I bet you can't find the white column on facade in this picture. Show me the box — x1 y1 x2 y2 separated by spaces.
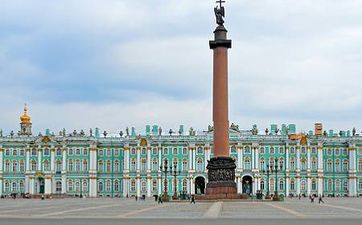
26 149 30 171
50 148 55 172
317 146 323 171
237 146 242 170
147 146 151 172
286 146 289 171
296 146 301 171
255 147 259 170
296 177 301 195
136 147 140 172
136 178 141 197
240 146 243 170
251 147 255 169
0 146 3 173
253 177 257 195
188 147 193 170
89 177 97 197
62 148 67 172
158 176 162 195
89 144 97 197
237 177 241 194
147 177 151 197
192 148 196 171
45 177 52 194
124 147 130 171
29 177 35 195
158 147 162 171
317 177 323 196
307 178 311 195
349 145 357 197
307 146 311 171
191 177 195 195
37 147 42 171
286 177 290 196
122 178 128 197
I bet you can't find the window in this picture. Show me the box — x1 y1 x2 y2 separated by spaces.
244 158 251 170
56 160 62 172
75 180 80 192
20 149 25 156
141 158 146 172
182 179 187 192
163 148 168 155
335 179 340 192
141 148 146 155
311 147 317 154
279 147 284 154
270 179 275 191
279 180 284 190
327 159 332 172
279 158 284 169
31 149 36 156
327 149 332 156
31 160 37 171
114 180 119 192
5 160 10 172
98 181 104 192
131 148 136 155
260 147 265 154
359 179 362 190
173 148 178 155
342 149 347 156
290 147 295 154
335 148 340 156
131 180 136 192
173 158 178 170
130 159 136 171
82 180 87 193
13 149 17 156
290 158 295 170
301 147 306 154
301 159 307 170
152 179 157 192
343 180 348 192
44 148 50 156
260 159 265 170
68 180 73 192
197 147 203 154
196 158 203 172
182 148 187 155
106 160 111 172
114 149 119 156
141 180 147 192
68 148 73 156
76 148 81 155
182 160 188 172
12 182 17 192
107 149 111 156
56 148 62 156
114 160 119 172
83 160 88 171
312 179 317 191
4 181 9 192
20 160 25 172
311 158 317 170
327 179 332 191
12 161 18 172
359 159 362 171
5 149 10 156
343 160 348 172
99 149 104 156
106 180 111 192
98 160 104 172
152 159 158 171
301 180 306 191
270 147 275 154
335 159 340 172
260 180 265 190
44 160 50 171
244 146 251 154
68 159 73 171
20 180 24 192
230 146 236 154
75 160 81 172
152 148 158 155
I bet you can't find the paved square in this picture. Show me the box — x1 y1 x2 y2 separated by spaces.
0 197 361 224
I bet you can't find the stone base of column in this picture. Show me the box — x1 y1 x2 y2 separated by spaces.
205 157 238 199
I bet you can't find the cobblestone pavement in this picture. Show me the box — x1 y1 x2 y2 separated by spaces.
0 197 360 220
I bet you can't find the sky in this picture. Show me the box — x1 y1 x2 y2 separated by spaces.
0 0 362 136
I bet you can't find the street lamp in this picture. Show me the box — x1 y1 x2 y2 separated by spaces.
169 164 181 200
262 164 272 199
160 159 169 202
272 158 283 201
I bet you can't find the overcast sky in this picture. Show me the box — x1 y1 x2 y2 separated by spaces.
0 0 361 135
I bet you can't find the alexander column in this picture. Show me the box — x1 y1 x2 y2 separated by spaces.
206 0 237 198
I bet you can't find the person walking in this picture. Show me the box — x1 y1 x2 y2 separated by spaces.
298 193 301 200
158 196 163 204
318 195 325 204
310 195 315 203
190 195 195 204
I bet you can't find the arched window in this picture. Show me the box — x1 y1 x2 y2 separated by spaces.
301 180 306 191
152 148 158 155
290 180 295 190
301 159 307 170
106 160 111 172
31 148 36 156
98 180 103 192
44 148 50 156
182 179 187 192
260 180 265 190
43 160 50 171
130 159 136 171
196 158 203 172
75 180 80 192
173 148 178 155
270 147 275 154
5 160 10 172
343 160 348 172
290 147 295 154
244 146 251 154
182 159 188 172
244 158 251 170
82 180 87 192
68 159 73 171
173 158 178 170
106 180 111 192
4 181 9 192
83 160 88 171
56 181 62 193
279 158 284 169
335 159 340 172
31 160 37 171
327 179 332 191
56 148 62 156
335 179 340 192
327 159 332 172
114 180 119 192
182 148 187 155
20 180 24 192
152 158 158 171
359 179 362 191
141 148 146 155
163 148 168 155
141 158 147 172
20 160 25 172
68 180 73 192
343 180 348 192
279 179 284 190
131 148 136 155
12 160 18 172
12 182 17 192
359 159 362 171
131 180 136 191
13 149 17 156
230 146 236 154
114 160 119 172
197 147 203 154
153 179 158 192
75 160 81 172
141 180 147 192
98 160 104 172
76 148 81 155
270 178 275 191
269 157 275 167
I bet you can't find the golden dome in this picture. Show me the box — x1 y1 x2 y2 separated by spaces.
20 104 31 125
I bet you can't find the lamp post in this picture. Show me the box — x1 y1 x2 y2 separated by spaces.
160 159 169 202
170 164 181 200
262 164 271 199
272 158 283 201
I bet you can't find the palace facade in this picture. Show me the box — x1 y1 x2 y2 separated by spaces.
0 106 362 198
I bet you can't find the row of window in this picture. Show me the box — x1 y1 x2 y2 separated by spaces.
128 179 188 193
4 148 88 157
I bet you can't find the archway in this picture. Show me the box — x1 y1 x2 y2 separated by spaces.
38 177 45 194
242 175 253 195
195 177 205 195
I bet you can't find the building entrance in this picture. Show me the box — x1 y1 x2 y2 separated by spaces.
195 177 205 195
242 175 253 195
38 177 45 194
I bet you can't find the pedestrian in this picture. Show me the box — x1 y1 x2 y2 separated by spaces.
310 195 314 203
135 195 138 201
41 194 45 200
190 195 195 204
318 195 325 204
158 196 163 204
298 193 301 200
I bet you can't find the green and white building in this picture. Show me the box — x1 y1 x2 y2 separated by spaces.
1 106 362 198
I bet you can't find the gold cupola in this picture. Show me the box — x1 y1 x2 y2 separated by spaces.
20 103 31 125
